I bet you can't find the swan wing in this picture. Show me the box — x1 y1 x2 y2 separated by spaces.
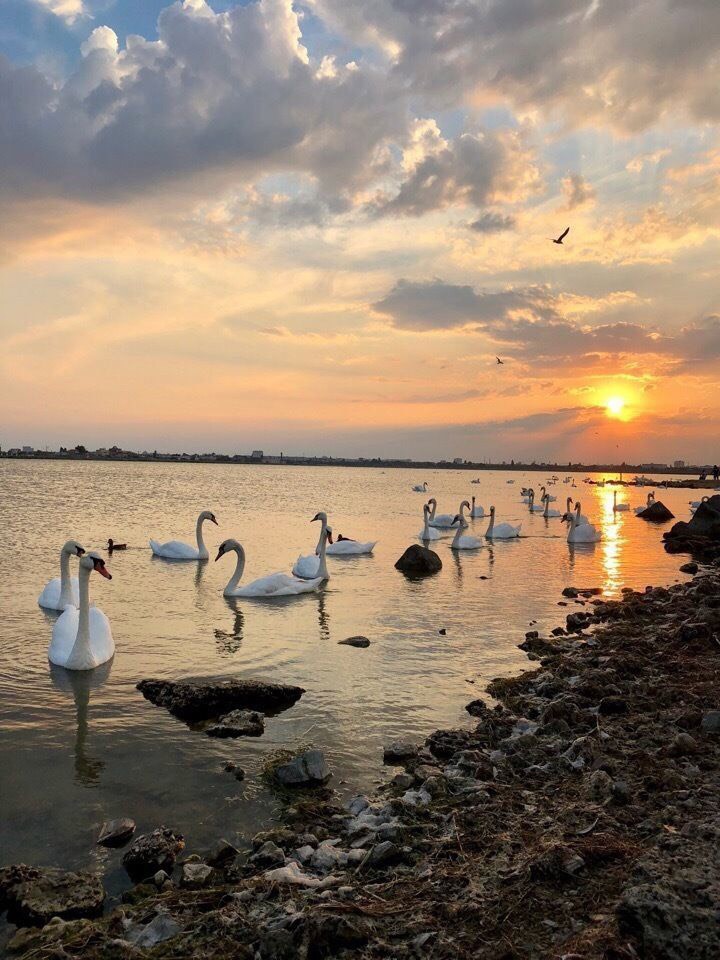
38 576 79 611
326 540 376 555
88 607 115 665
150 539 199 559
292 553 320 579
237 573 321 598
48 607 80 667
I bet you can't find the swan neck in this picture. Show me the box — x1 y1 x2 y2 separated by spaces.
196 515 209 559
59 548 73 606
316 530 329 579
315 516 327 554
225 545 245 595
66 565 93 669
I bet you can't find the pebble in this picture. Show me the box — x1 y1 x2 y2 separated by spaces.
250 841 285 868
670 732 699 757
97 818 136 848
383 741 419 764
701 710 720 734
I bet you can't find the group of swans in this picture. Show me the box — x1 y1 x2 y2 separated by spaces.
419 499 521 542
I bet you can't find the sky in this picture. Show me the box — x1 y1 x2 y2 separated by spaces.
1 0 719 463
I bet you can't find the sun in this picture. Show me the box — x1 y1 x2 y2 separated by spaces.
605 396 626 418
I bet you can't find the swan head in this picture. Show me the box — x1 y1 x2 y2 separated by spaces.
200 510 218 525
62 540 85 557
460 500 470 511
215 538 241 561
80 551 111 579
311 512 327 524
427 498 437 507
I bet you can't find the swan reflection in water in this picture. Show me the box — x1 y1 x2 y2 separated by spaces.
316 590 330 643
215 600 245 656
49 660 112 787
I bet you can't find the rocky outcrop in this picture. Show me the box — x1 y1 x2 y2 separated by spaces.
637 500 675 521
338 636 370 647
274 750 331 788
136 677 304 722
0 865 104 926
394 545 442 576
205 709 265 737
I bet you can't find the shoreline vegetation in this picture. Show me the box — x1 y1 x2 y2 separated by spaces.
1 449 717 484
3 560 720 957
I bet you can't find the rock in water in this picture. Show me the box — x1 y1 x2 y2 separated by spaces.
122 828 185 881
338 636 370 647
394 545 442 576
205 709 265 737
637 500 674 521
383 741 419 764
136 677 304 722
274 749 331 787
0 865 104 927
97 817 136 847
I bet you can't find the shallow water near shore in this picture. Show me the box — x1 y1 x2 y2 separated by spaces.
0 460 697 901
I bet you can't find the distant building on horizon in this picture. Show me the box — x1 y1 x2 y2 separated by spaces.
673 459 686 468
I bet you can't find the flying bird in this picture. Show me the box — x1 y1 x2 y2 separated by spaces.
496 357 504 365
550 227 570 245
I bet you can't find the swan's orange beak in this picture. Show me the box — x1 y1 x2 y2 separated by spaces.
94 560 112 579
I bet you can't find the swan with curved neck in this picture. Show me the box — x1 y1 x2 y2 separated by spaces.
38 540 85 611
485 506 521 539
613 490 630 512
528 490 544 513
293 512 332 580
426 498 456 529
542 495 562 518
563 512 602 544
412 481 428 492
216 539 323 598
418 503 443 541
450 514 483 550
470 496 484 518
564 498 589 524
49 552 114 670
150 510 218 560
539 485 556 502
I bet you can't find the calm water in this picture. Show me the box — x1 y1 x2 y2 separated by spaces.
0 461 694 900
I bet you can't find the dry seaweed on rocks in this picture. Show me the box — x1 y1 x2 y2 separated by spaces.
9 569 720 958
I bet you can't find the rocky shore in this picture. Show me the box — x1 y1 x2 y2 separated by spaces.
3 568 720 958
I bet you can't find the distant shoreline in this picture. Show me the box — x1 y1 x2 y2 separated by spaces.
0 449 712 479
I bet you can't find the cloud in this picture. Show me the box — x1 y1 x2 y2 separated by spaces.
34 0 85 23
368 120 540 218
468 212 516 233
0 0 407 206
561 173 595 211
372 279 559 331
308 0 720 131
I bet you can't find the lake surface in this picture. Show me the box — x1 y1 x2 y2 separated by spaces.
0 460 695 904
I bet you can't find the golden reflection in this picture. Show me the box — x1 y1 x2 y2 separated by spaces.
50 661 112 787
600 490 622 594
317 590 330 643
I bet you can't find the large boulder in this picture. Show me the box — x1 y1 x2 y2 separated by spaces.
668 496 720 540
394 545 442 577
137 677 304 723
637 500 675 522
122 828 185 882
0 865 104 927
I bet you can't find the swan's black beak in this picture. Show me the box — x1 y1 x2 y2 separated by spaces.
311 513 320 522
215 545 225 561
76 546 85 556
210 515 218 525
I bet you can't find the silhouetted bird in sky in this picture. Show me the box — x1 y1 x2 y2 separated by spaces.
550 226 570 244
496 357 504 365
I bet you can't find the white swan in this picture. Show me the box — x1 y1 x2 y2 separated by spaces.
292 513 331 580
412 481 428 492
539 485 557 503
450 514 483 550
635 493 656 515
564 498 589 525
470 496 485 518
150 510 218 560
542 495 562 519
528 490 545 513
485 506 521 540
216 539 322 598
48 552 114 670
564 513 602 544
427 498 456 529
520 487 533 503
38 540 85 611
418 503 443 541
326 535 377 555
613 490 630 513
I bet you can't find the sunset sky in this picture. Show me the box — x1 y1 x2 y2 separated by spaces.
2 0 719 462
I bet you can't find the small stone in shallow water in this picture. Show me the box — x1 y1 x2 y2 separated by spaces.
438 628 447 635
383 741 419 764
274 749 331 788
122 828 185 882
206 839 239 868
680 562 699 574
97 817 136 848
338 636 370 647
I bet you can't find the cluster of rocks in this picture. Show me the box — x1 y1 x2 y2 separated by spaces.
664 494 720 559
5 568 720 958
